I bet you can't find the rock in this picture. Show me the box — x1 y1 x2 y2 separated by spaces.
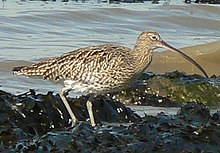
185 0 220 4
1 102 219 152
111 71 220 107
0 71 219 152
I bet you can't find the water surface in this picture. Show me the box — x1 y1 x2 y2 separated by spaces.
0 0 220 94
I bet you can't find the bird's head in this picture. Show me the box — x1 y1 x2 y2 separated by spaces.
135 30 209 78
137 31 163 50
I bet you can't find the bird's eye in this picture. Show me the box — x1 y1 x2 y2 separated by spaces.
150 35 158 40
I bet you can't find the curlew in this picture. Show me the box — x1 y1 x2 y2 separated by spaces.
13 31 208 126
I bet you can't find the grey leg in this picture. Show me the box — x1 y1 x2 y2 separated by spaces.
59 87 78 126
86 94 96 126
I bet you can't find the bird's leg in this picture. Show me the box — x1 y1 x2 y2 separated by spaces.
86 94 96 127
59 86 78 126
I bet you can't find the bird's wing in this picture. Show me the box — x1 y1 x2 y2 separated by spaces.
47 44 133 83
14 44 133 84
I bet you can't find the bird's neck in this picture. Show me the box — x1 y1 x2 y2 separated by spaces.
131 42 153 73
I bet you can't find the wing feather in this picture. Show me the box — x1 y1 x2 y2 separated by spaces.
13 44 134 84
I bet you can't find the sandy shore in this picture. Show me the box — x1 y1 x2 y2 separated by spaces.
149 40 220 76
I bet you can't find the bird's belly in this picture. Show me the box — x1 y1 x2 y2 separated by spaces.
63 80 116 94
63 79 128 95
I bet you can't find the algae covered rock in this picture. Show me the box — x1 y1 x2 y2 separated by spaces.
111 71 220 107
0 71 220 152
0 89 140 150
2 103 220 153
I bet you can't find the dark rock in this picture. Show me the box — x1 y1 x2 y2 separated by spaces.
186 0 220 4
1 101 219 152
0 71 219 152
0 89 140 134
152 0 159 4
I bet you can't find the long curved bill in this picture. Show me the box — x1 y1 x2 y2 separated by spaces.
159 41 209 78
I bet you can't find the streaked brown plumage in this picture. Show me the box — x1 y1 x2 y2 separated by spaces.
16 45 139 93
13 31 208 126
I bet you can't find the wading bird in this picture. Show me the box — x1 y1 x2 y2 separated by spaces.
13 31 208 126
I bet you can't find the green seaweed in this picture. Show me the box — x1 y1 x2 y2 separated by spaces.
112 71 220 107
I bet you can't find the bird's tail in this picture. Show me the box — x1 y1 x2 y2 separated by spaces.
13 58 59 78
12 64 47 76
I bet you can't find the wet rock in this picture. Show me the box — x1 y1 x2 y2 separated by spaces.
185 0 220 4
111 71 220 107
1 102 219 153
178 102 211 123
0 89 140 135
195 0 220 4
0 89 141 151
0 71 219 152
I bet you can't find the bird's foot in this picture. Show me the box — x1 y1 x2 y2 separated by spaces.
70 118 78 127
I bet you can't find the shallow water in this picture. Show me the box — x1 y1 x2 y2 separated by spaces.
0 0 220 94
129 105 220 117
